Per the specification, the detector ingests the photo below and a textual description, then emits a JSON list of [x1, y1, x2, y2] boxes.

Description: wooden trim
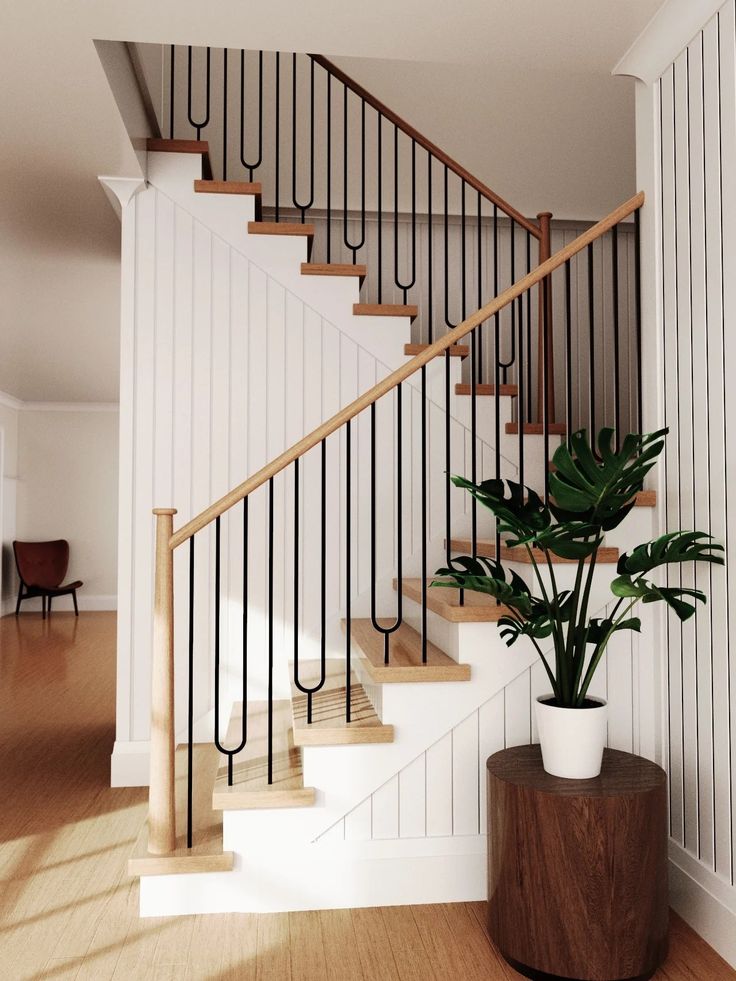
[[248, 221, 314, 237], [308, 55, 542, 239], [194, 179, 261, 196], [301, 262, 367, 279], [169, 192, 644, 549], [405, 343, 468, 358], [455, 383, 518, 396], [148, 509, 177, 854], [448, 539, 620, 565], [354, 303, 418, 319], [506, 422, 567, 435]]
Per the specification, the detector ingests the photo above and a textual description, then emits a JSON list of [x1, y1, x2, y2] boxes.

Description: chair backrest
[[13, 540, 70, 589]]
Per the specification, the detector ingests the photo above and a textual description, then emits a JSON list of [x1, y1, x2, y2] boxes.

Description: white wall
[[618, 0, 736, 966], [15, 408, 119, 609], [0, 396, 20, 614]]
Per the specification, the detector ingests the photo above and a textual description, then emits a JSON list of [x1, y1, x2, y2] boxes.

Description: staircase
[[112, 43, 654, 916]]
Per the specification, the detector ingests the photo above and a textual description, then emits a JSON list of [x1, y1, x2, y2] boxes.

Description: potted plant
[[433, 428, 723, 779]]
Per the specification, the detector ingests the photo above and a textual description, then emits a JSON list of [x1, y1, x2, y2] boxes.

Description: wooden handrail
[[169, 191, 644, 550], [308, 54, 542, 241]]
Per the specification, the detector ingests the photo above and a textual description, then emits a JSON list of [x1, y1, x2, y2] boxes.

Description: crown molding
[[613, 0, 725, 83], [0, 389, 118, 413]]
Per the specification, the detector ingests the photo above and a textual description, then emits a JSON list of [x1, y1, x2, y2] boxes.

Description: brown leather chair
[[13, 540, 83, 618]]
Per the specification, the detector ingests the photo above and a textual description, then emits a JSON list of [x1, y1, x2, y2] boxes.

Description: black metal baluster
[[274, 53, 280, 221], [588, 242, 596, 437], [477, 191, 483, 383], [169, 45, 175, 139], [345, 420, 352, 719], [444, 351, 463, 603], [213, 517, 228, 778], [239, 50, 263, 181], [293, 454, 327, 724], [526, 232, 533, 421], [370, 391, 403, 663], [509, 219, 516, 392], [267, 478, 274, 783], [186, 534, 194, 848], [420, 367, 428, 662], [326, 71, 332, 261], [471, 329, 478, 558], [635, 210, 643, 431], [292, 54, 315, 222], [518, 295, 525, 492], [444, 166, 457, 329], [427, 153, 433, 342], [343, 89, 366, 263], [187, 46, 211, 141], [377, 112, 383, 301], [565, 260, 573, 449], [612, 224, 621, 445], [222, 49, 228, 182], [542, 278, 550, 504], [394, 132, 417, 302]]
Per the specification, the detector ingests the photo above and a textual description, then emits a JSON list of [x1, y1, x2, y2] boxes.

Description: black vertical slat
[[239, 50, 263, 181], [565, 260, 573, 448], [343, 90, 366, 263], [612, 225, 621, 443], [267, 478, 274, 783], [291, 54, 315, 222], [345, 420, 352, 719], [377, 112, 383, 302], [326, 70, 332, 261], [420, 367, 428, 662], [169, 45, 175, 139], [274, 52, 280, 221], [222, 49, 228, 181], [186, 534, 195, 849], [427, 153, 433, 342], [394, 131, 417, 303], [542, 277, 550, 504], [588, 242, 596, 437], [187, 46, 211, 142]]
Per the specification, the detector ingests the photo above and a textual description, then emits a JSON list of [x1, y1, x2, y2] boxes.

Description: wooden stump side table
[[487, 746, 668, 981]]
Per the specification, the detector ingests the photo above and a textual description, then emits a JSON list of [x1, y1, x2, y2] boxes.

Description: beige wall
[[0, 400, 20, 611], [16, 409, 119, 606]]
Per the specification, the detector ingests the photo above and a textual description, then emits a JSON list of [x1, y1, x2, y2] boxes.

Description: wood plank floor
[[0, 611, 733, 980]]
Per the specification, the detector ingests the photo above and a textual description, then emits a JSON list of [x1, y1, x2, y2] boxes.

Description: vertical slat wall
[[656, 2, 736, 888], [321, 602, 638, 842]]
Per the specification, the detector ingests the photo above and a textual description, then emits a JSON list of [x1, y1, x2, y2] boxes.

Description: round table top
[[487, 745, 666, 797]]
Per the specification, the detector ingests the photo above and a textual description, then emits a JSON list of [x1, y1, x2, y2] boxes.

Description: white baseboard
[[139, 835, 488, 916], [111, 739, 150, 787], [8, 594, 117, 614], [669, 841, 736, 969]]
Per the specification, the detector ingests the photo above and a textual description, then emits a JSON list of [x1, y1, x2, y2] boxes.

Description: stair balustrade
[[147, 192, 644, 856]]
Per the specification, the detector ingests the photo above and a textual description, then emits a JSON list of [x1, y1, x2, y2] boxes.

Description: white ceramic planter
[[535, 695, 608, 779]]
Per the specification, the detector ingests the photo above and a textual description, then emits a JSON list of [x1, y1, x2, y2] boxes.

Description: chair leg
[[72, 590, 79, 616], [42, 596, 47, 620], [48, 595, 52, 616], [15, 584, 23, 616]]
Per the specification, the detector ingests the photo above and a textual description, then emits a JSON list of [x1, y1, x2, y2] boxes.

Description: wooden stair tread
[[194, 179, 262, 196], [147, 138, 212, 179], [506, 422, 567, 435], [448, 539, 620, 564], [302, 262, 367, 280], [212, 700, 315, 810], [405, 343, 469, 358], [354, 303, 418, 319], [455, 383, 518, 397], [396, 578, 511, 623], [289, 661, 394, 746], [128, 742, 233, 876], [347, 619, 470, 683], [248, 221, 315, 237]]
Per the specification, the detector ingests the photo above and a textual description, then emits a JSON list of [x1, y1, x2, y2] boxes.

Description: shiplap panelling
[[655, 0, 736, 894], [115, 182, 510, 753], [320, 602, 636, 842]]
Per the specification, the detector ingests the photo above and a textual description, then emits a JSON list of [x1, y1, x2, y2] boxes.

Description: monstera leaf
[[618, 531, 724, 575], [611, 575, 706, 621], [449, 476, 551, 541], [586, 615, 642, 645], [550, 428, 666, 530], [432, 555, 535, 618]]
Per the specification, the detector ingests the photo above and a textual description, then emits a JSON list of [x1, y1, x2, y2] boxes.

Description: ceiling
[[0, 0, 663, 403]]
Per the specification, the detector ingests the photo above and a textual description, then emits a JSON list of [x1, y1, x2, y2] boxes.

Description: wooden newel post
[[148, 507, 177, 855], [536, 211, 555, 423]]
